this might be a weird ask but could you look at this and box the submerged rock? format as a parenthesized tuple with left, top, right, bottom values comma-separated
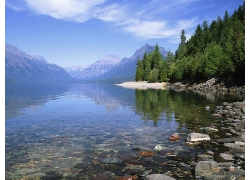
(195, 161, 220, 176)
(203, 127, 219, 133)
(197, 154, 214, 161)
(101, 157, 122, 163)
(169, 133, 180, 141)
(223, 143, 245, 155)
(125, 164, 146, 175)
(145, 174, 176, 180)
(92, 174, 111, 180)
(153, 145, 165, 151)
(139, 151, 155, 157)
(116, 175, 138, 180)
(186, 133, 211, 142)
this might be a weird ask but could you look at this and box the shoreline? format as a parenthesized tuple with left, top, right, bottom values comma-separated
(115, 78, 245, 96)
(115, 81, 167, 90)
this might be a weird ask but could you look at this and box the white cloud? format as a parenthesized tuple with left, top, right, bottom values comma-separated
(124, 20, 173, 39)
(95, 4, 125, 22)
(123, 17, 198, 40)
(6, 0, 26, 11)
(24, 0, 106, 22)
(7, 0, 200, 41)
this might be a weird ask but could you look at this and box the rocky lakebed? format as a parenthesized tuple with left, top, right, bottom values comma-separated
(5, 79, 245, 180)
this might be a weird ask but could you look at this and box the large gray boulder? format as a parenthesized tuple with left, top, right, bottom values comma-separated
(219, 153, 235, 161)
(195, 161, 219, 176)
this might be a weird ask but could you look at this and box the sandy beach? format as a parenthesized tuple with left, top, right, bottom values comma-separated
(115, 81, 167, 90)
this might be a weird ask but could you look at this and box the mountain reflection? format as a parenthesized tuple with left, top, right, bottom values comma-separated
(5, 82, 71, 119)
(67, 84, 135, 111)
(5, 83, 136, 119)
(6, 82, 243, 131)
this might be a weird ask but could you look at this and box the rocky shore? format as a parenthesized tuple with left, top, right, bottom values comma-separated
(106, 100, 245, 180)
(113, 79, 245, 180)
(165, 78, 245, 96)
(191, 100, 245, 180)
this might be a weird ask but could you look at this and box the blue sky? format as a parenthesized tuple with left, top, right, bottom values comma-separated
(5, 0, 245, 67)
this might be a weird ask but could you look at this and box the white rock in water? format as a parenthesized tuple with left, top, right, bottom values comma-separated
(153, 145, 165, 151)
(186, 133, 211, 142)
(145, 174, 176, 180)
(235, 141, 245, 146)
(203, 127, 219, 133)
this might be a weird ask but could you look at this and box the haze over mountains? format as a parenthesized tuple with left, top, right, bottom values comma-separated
(5, 43, 167, 82)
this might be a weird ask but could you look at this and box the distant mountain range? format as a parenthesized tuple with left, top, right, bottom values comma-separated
(69, 55, 121, 80)
(64, 65, 88, 79)
(5, 44, 73, 82)
(65, 43, 167, 82)
(6, 43, 167, 82)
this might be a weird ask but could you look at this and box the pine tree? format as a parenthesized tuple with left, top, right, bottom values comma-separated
(143, 53, 151, 81)
(135, 60, 144, 81)
(158, 60, 167, 82)
(149, 68, 159, 82)
(151, 43, 162, 69)
(175, 29, 187, 59)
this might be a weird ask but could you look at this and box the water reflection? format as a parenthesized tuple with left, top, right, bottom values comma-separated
(67, 84, 135, 111)
(134, 88, 243, 130)
(5, 82, 136, 119)
(5, 82, 244, 179)
(5, 82, 70, 119)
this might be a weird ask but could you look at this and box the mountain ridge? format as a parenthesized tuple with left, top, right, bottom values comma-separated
(5, 43, 73, 82)
(5, 43, 168, 82)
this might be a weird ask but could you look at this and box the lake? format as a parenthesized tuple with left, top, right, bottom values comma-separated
(5, 82, 244, 179)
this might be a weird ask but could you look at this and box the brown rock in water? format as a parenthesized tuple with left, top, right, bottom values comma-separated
(169, 133, 180, 141)
(92, 174, 111, 180)
(139, 151, 155, 157)
(116, 175, 138, 180)
(123, 158, 144, 165)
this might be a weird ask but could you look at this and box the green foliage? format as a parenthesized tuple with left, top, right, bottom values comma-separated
(168, 2, 244, 82)
(135, 60, 144, 81)
(197, 42, 222, 78)
(149, 68, 159, 82)
(151, 44, 162, 69)
(158, 60, 168, 82)
(175, 29, 187, 59)
(135, 43, 167, 82)
(135, 2, 244, 84)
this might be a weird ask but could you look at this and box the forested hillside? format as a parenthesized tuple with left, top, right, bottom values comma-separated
(135, 2, 245, 85)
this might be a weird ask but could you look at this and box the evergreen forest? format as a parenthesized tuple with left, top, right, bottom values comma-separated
(135, 2, 245, 85)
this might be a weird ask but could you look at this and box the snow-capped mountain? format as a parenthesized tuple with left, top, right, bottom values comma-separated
(76, 55, 121, 80)
(64, 65, 89, 79)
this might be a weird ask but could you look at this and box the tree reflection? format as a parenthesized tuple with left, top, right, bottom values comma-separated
(134, 88, 228, 130)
